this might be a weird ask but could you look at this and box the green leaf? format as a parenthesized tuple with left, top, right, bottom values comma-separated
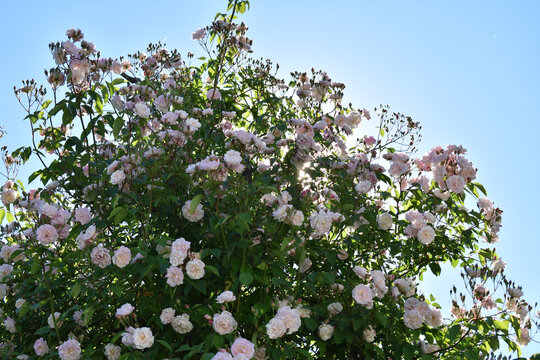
(156, 339, 172, 353)
(70, 283, 82, 298)
(6, 211, 14, 223)
(448, 324, 461, 342)
(239, 268, 253, 286)
(113, 117, 124, 137)
(0, 208, 5, 223)
(206, 265, 220, 277)
(190, 194, 203, 212)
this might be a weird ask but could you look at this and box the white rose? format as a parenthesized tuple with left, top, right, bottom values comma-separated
(166, 266, 184, 287)
(352, 284, 373, 306)
(216, 290, 236, 303)
(160, 308, 175, 324)
(224, 150, 242, 166)
(377, 212, 393, 230)
(104, 343, 121, 360)
(266, 317, 286, 339)
(185, 258, 205, 280)
(327, 302, 343, 315)
(355, 180, 371, 194)
(58, 339, 81, 360)
(34, 338, 49, 356)
(403, 309, 423, 329)
(112, 246, 131, 268)
(182, 200, 204, 222)
(213, 311, 237, 335)
(91, 244, 111, 268)
(289, 210, 304, 226)
(172, 314, 193, 334)
(36, 224, 58, 245)
(134, 102, 151, 118)
(110, 170, 126, 185)
(47, 312, 62, 329)
(318, 324, 334, 341)
(1, 189, 18, 205)
(417, 225, 435, 245)
(116, 303, 135, 317)
(132, 327, 154, 349)
(309, 210, 333, 236)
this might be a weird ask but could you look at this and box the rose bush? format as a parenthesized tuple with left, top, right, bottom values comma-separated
(0, 1, 538, 359)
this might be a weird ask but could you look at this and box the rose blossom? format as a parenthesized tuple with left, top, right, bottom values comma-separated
(34, 338, 49, 356)
(1, 189, 18, 205)
(132, 327, 154, 349)
(363, 325, 376, 342)
(213, 311, 237, 335)
(48, 312, 62, 328)
(160, 308, 175, 324)
(212, 351, 233, 360)
(352, 284, 373, 306)
(104, 343, 121, 360)
(417, 225, 435, 245)
(207, 88, 221, 100)
(276, 306, 301, 334)
(112, 246, 131, 268)
(446, 175, 466, 194)
(182, 200, 204, 222)
(116, 303, 135, 317)
(377, 212, 393, 230)
(266, 317, 286, 339)
(289, 210, 304, 226)
(172, 314, 193, 334)
(231, 337, 255, 358)
(58, 339, 81, 360)
(192, 28, 206, 40)
(216, 290, 236, 303)
(110, 170, 126, 185)
(425, 308, 443, 328)
(327, 302, 343, 315)
(134, 102, 151, 118)
(185, 258, 205, 279)
(74, 207, 92, 224)
(318, 324, 334, 341)
(403, 309, 423, 329)
(166, 266, 184, 287)
(91, 244, 111, 268)
(36, 224, 58, 245)
(224, 150, 242, 166)
(355, 180, 371, 194)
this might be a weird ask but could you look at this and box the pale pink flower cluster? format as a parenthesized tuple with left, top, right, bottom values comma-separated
(265, 305, 302, 339)
(403, 298, 443, 329)
(384, 152, 410, 177)
(309, 209, 343, 237)
(76, 225, 98, 250)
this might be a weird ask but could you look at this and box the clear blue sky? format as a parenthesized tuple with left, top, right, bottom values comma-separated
(1, 0, 539, 356)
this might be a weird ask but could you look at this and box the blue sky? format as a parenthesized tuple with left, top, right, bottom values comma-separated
(1, 0, 539, 356)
